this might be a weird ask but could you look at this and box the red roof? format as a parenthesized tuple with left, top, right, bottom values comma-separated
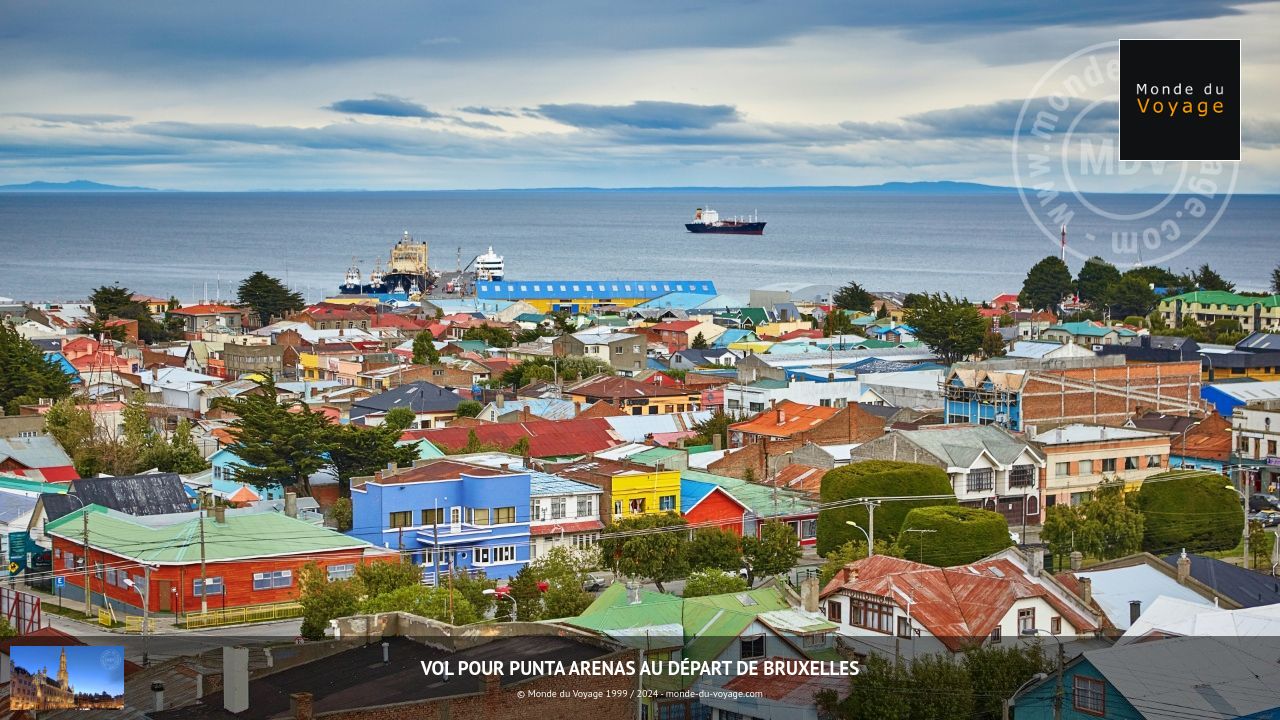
(722, 658, 847, 703)
(304, 303, 373, 320)
(366, 460, 506, 485)
(403, 418, 622, 458)
(650, 320, 700, 332)
(23, 466, 80, 482)
(769, 464, 826, 494)
(530, 519, 604, 536)
(370, 313, 428, 330)
(730, 400, 840, 438)
(571, 375, 690, 399)
(821, 554, 1098, 652)
(172, 303, 241, 315)
(775, 328, 824, 341)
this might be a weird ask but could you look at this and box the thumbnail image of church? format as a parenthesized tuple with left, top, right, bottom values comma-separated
(10, 647, 76, 710)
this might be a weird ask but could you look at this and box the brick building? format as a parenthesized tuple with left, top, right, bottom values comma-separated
(724, 400, 886, 479)
(1030, 424, 1171, 519)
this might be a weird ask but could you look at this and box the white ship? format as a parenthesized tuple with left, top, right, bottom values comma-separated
(474, 246, 505, 282)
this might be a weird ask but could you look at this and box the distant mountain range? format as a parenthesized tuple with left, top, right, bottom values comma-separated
(0, 180, 159, 192)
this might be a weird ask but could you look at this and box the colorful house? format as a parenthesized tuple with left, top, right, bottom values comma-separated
(552, 458, 683, 520)
(680, 479, 749, 535)
(348, 460, 533, 581)
(208, 447, 286, 501)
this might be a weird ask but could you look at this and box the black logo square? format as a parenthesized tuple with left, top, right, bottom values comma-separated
(1120, 39, 1240, 161)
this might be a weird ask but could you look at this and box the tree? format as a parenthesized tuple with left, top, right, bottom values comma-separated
(682, 569, 748, 598)
(686, 528, 743, 572)
(834, 281, 874, 312)
(823, 310, 857, 338)
(44, 399, 102, 477)
(902, 293, 986, 364)
(298, 562, 362, 640)
(1076, 256, 1121, 306)
(448, 571, 498, 617)
(513, 545, 595, 620)
(1108, 274, 1159, 318)
(86, 285, 180, 343)
(412, 332, 439, 365)
(1041, 480, 1143, 563)
(1191, 263, 1235, 292)
(354, 559, 422, 599)
(215, 376, 334, 495)
(690, 410, 732, 447)
(237, 271, 304, 326)
(326, 422, 418, 494)
(599, 513, 689, 592)
(741, 521, 801, 585)
(0, 322, 73, 414)
(819, 539, 899, 585)
(1248, 520, 1271, 570)
(1134, 471, 1242, 554)
(361, 585, 480, 624)
(499, 356, 613, 388)
(455, 399, 482, 418)
(1272, 263, 1280, 293)
(980, 330, 1006, 359)
(0, 617, 14, 639)
(894, 506, 1014, 566)
(1018, 256, 1074, 311)
(331, 497, 353, 531)
(817, 462, 956, 556)
(461, 324, 514, 348)
(691, 331, 708, 349)
(164, 419, 209, 472)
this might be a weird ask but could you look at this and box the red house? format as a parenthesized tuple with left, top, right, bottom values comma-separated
(46, 506, 395, 616)
(681, 478, 749, 535)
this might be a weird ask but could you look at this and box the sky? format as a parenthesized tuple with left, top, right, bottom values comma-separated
(1, 1, 1278, 191)
(10, 645, 125, 697)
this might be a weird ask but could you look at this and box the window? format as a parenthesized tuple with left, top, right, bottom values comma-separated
(105, 568, 117, 586)
(493, 506, 516, 524)
(629, 498, 646, 514)
(802, 633, 826, 648)
(1018, 608, 1035, 634)
(64, 553, 75, 570)
(475, 545, 517, 565)
(193, 577, 225, 596)
(827, 600, 843, 623)
(659, 495, 676, 511)
(1101, 458, 1116, 473)
(253, 570, 292, 590)
(470, 508, 490, 526)
(577, 496, 593, 516)
(1051, 616, 1062, 635)
(1124, 456, 1139, 470)
(1009, 464, 1036, 488)
(1078, 460, 1094, 475)
(800, 519, 817, 539)
(389, 511, 412, 528)
(1055, 462, 1071, 476)
(966, 468, 994, 493)
(614, 346, 623, 354)
(550, 497, 566, 520)
(739, 635, 764, 659)
(897, 616, 913, 638)
(614, 501, 623, 516)
(1073, 676, 1106, 715)
(1146, 455, 1162, 468)
(327, 564, 355, 581)
(422, 508, 444, 526)
(990, 625, 1002, 643)
(531, 501, 544, 522)
(851, 599, 895, 633)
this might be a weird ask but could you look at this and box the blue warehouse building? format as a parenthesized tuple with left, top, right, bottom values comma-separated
(476, 279, 717, 314)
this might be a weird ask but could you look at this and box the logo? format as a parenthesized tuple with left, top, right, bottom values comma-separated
(1012, 41, 1237, 267)
(100, 648, 123, 672)
(1119, 39, 1241, 161)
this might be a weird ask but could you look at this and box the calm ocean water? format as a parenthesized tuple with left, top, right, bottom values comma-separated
(0, 190, 1275, 304)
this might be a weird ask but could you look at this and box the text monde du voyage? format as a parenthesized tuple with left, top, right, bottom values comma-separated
(1134, 82, 1228, 118)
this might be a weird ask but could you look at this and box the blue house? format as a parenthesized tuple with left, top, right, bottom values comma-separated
(208, 447, 286, 501)
(1014, 636, 1280, 719)
(348, 459, 531, 581)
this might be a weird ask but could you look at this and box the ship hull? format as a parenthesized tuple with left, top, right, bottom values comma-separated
(685, 222, 766, 235)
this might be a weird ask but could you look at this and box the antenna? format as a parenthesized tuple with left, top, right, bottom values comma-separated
(1060, 225, 1067, 263)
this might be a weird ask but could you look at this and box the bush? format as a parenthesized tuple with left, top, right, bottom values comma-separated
(1134, 471, 1244, 554)
(683, 569, 748, 598)
(817, 461, 956, 556)
(895, 506, 1014, 567)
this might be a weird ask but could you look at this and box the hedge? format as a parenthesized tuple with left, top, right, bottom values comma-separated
(817, 461, 955, 556)
(1133, 470, 1244, 554)
(895, 506, 1013, 566)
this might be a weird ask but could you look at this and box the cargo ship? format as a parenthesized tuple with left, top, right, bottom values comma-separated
(685, 208, 766, 235)
(338, 231, 438, 295)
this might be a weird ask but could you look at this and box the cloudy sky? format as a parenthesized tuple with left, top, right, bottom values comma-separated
(2, 1, 1278, 191)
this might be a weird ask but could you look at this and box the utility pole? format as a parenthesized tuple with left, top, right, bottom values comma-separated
(82, 508, 92, 618)
(199, 513, 208, 614)
(855, 499, 881, 556)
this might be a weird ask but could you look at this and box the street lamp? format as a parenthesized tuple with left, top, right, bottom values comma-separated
(482, 588, 517, 622)
(121, 567, 153, 667)
(1225, 485, 1250, 568)
(845, 521, 872, 558)
(1021, 628, 1064, 720)
(1003, 672, 1048, 720)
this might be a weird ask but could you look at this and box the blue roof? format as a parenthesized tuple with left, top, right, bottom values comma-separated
(713, 329, 758, 346)
(477, 280, 716, 300)
(492, 398, 578, 421)
(530, 471, 603, 496)
(681, 479, 719, 512)
(633, 291, 723, 310)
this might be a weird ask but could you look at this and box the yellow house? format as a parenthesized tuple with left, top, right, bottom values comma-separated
(557, 460, 682, 520)
(729, 340, 775, 354)
(1158, 290, 1280, 332)
(756, 320, 811, 338)
(297, 351, 322, 381)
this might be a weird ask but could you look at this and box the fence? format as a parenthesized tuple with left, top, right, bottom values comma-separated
(124, 616, 157, 633)
(0, 586, 41, 635)
(182, 601, 303, 629)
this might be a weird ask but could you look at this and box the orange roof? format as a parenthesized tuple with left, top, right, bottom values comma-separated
(730, 400, 840, 438)
(173, 303, 241, 315)
(227, 484, 261, 503)
(770, 464, 826, 494)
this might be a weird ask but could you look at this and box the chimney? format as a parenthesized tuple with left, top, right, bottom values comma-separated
(627, 581, 642, 605)
(214, 506, 226, 524)
(1129, 600, 1142, 625)
(223, 646, 249, 714)
(290, 692, 314, 720)
(499, 462, 510, 471)
(382, 641, 390, 664)
(1029, 547, 1044, 577)
(770, 398, 777, 409)
(151, 682, 165, 712)
(800, 576, 819, 613)
(522, 406, 532, 422)
(496, 393, 505, 409)
(776, 408, 785, 425)
(1069, 551, 1083, 571)
(1079, 577, 1092, 606)
(1176, 549, 1191, 584)
(574, 401, 582, 417)
(713, 434, 723, 451)
(284, 492, 297, 519)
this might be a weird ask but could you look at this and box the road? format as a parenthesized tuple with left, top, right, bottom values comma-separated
(40, 610, 303, 665)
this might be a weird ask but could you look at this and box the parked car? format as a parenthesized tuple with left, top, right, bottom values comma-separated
(1249, 493, 1280, 512)
(582, 575, 605, 592)
(1248, 510, 1280, 528)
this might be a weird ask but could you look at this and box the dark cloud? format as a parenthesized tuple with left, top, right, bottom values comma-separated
(533, 101, 740, 130)
(6, 112, 132, 125)
(838, 97, 1117, 141)
(460, 106, 519, 118)
(325, 94, 441, 118)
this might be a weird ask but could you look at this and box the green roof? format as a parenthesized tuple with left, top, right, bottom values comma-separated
(514, 313, 547, 323)
(399, 438, 446, 460)
(1160, 290, 1280, 309)
(681, 469, 817, 516)
(684, 444, 715, 455)
(448, 340, 490, 352)
(0, 476, 67, 494)
(47, 506, 378, 564)
(1046, 321, 1135, 337)
(626, 447, 686, 465)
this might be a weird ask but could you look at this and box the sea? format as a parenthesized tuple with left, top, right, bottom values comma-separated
(0, 190, 1275, 304)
